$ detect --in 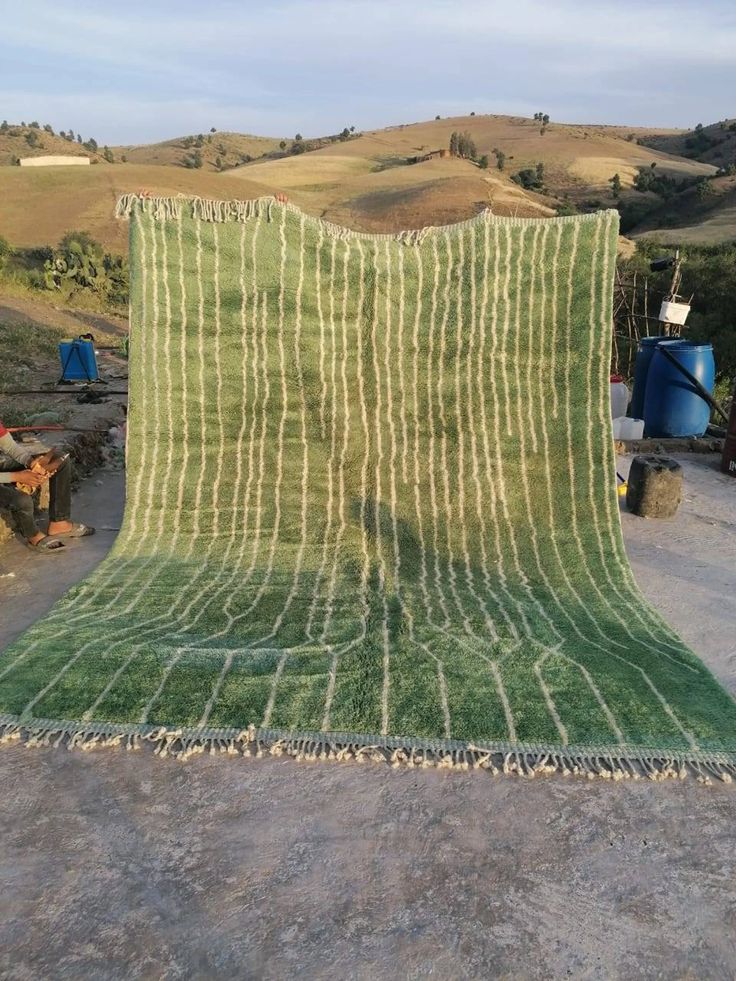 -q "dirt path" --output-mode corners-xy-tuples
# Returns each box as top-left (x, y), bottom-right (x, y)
(0, 294), (127, 337)
(1, 457), (735, 979)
